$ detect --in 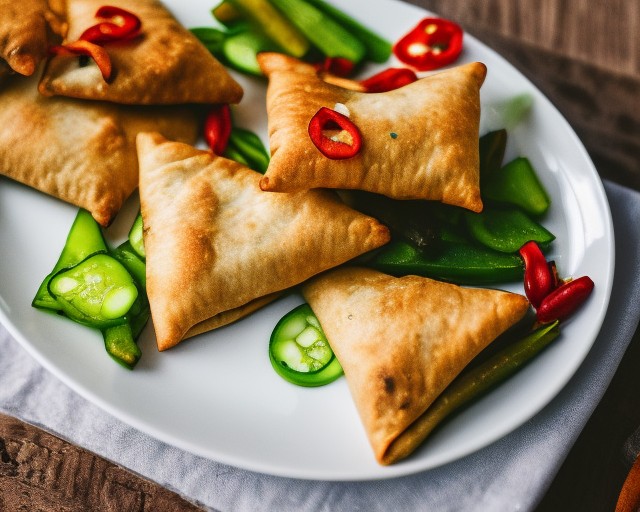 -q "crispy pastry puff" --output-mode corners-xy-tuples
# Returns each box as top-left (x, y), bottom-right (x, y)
(302, 267), (530, 465)
(0, 73), (199, 226)
(258, 53), (486, 212)
(39, 0), (243, 105)
(0, 0), (64, 78)
(136, 133), (391, 351)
